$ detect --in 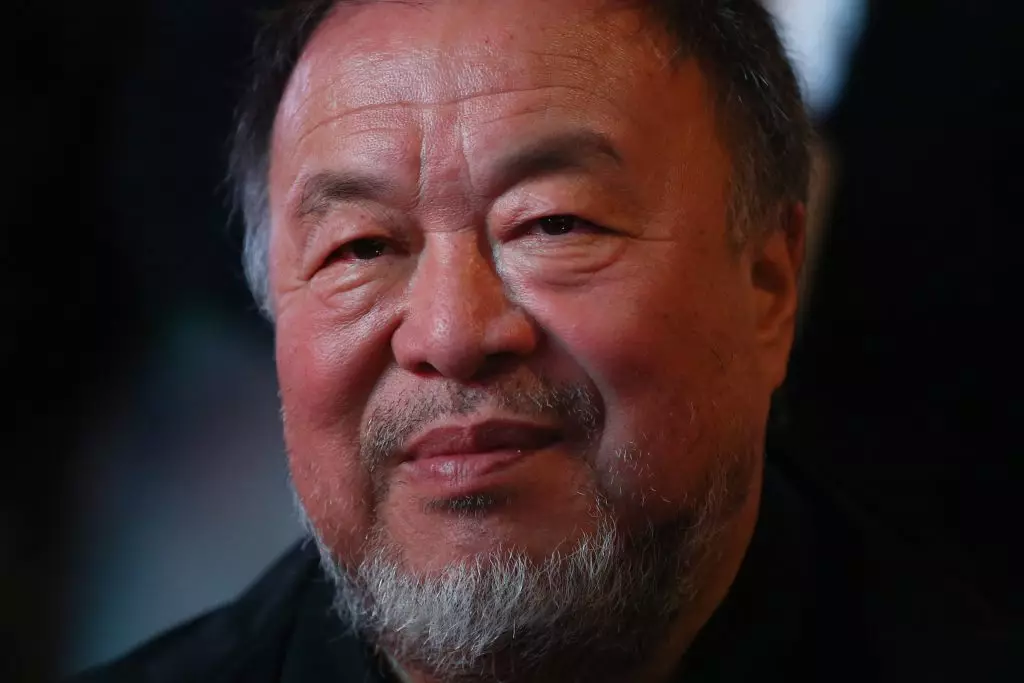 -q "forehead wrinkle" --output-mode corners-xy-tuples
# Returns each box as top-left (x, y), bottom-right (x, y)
(289, 83), (602, 154)
(282, 121), (412, 191)
(279, 19), (642, 134)
(522, 48), (604, 74)
(412, 114), (480, 230)
(277, 4), (670, 162)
